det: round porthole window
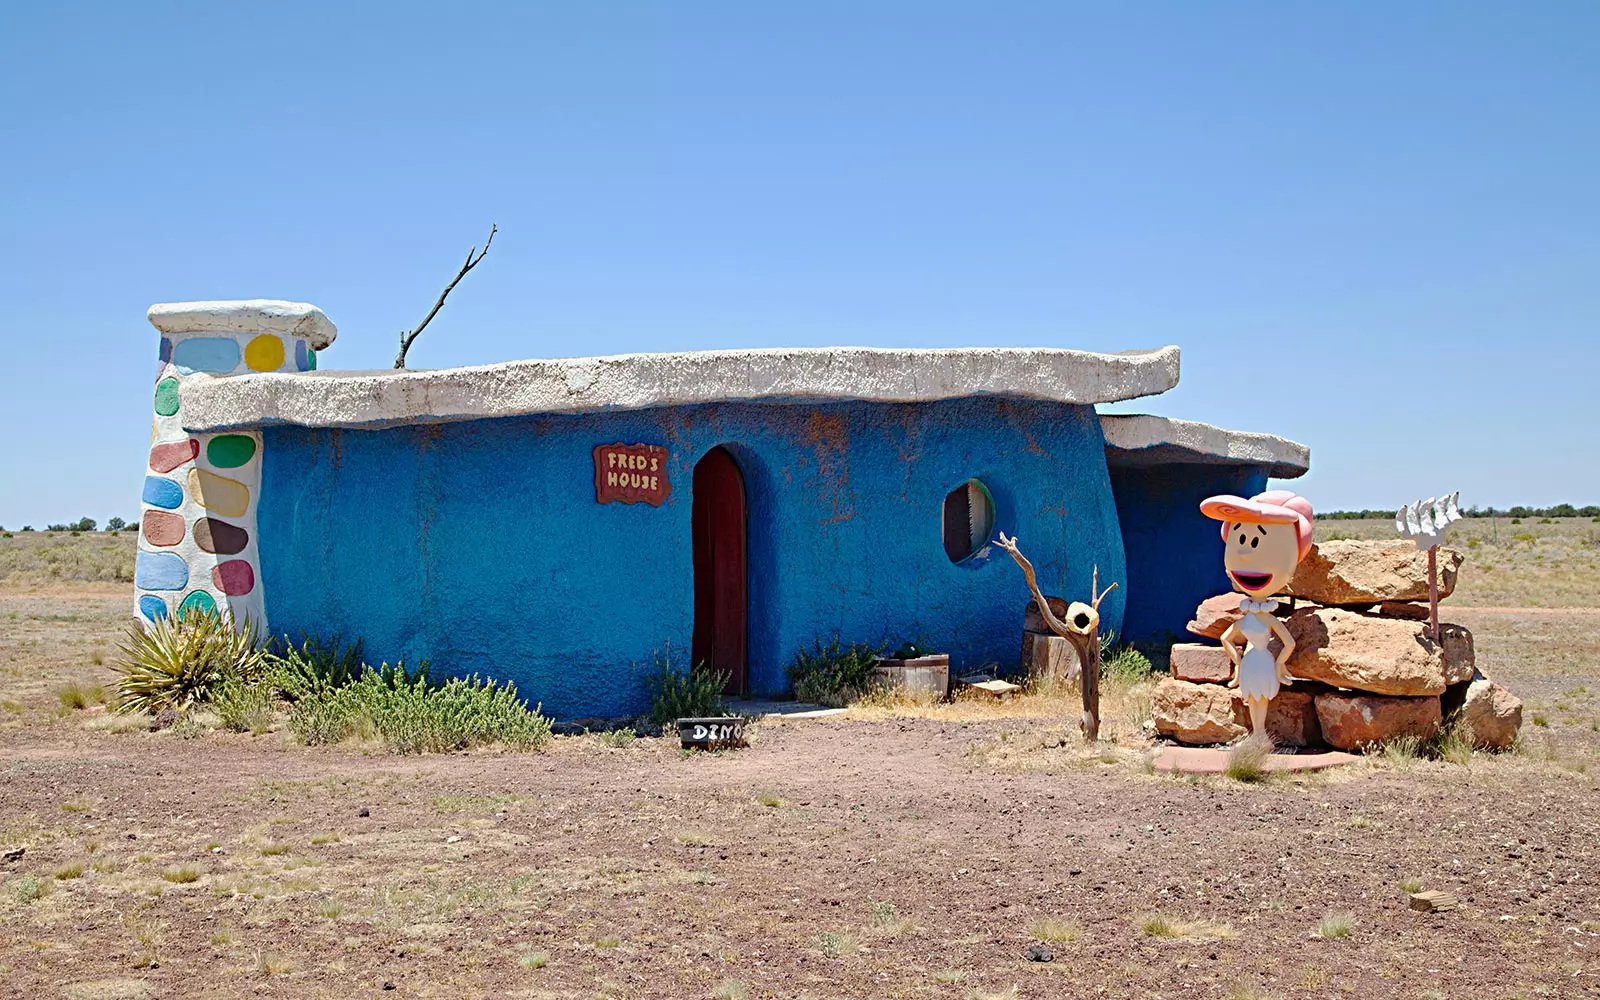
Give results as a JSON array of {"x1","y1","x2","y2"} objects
[{"x1": 942, "y1": 479, "x2": 995, "y2": 564}]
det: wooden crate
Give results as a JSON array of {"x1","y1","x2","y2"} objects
[
  {"x1": 1020, "y1": 631, "x2": 1082, "y2": 685},
  {"x1": 873, "y1": 655, "x2": 950, "y2": 699}
]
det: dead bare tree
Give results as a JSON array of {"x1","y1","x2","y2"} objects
[
  {"x1": 996, "y1": 532, "x2": 1118, "y2": 740},
  {"x1": 393, "y1": 224, "x2": 497, "y2": 369}
]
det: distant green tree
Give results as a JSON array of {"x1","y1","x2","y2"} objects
[
  {"x1": 73, "y1": 517, "x2": 97, "y2": 532},
  {"x1": 105, "y1": 517, "x2": 127, "y2": 532}
]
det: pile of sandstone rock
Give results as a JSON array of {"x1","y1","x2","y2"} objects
[{"x1": 1152, "y1": 540, "x2": 1523, "y2": 752}]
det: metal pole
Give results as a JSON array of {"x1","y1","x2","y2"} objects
[{"x1": 1427, "y1": 546, "x2": 1439, "y2": 642}]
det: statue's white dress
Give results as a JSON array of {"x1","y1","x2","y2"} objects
[{"x1": 1236, "y1": 598, "x2": 1281, "y2": 702}]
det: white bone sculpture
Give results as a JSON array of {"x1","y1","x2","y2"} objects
[{"x1": 1395, "y1": 491, "x2": 1461, "y2": 551}]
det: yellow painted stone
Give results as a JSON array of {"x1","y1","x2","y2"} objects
[
  {"x1": 244, "y1": 334, "x2": 285, "y2": 372},
  {"x1": 187, "y1": 468, "x2": 250, "y2": 517}
]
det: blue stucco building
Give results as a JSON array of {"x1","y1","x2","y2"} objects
[{"x1": 137, "y1": 301, "x2": 1308, "y2": 720}]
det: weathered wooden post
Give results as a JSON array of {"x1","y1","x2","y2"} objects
[{"x1": 1081, "y1": 567, "x2": 1119, "y2": 741}]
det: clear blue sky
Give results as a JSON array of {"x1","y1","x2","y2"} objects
[{"x1": 2, "y1": 2, "x2": 1596, "y2": 527}]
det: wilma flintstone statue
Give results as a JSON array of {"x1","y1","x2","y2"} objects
[{"x1": 1198, "y1": 490, "x2": 1315, "y2": 739}]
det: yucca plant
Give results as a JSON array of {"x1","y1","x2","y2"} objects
[{"x1": 114, "y1": 608, "x2": 266, "y2": 715}]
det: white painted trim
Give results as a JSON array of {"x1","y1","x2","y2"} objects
[
  {"x1": 177, "y1": 345, "x2": 1182, "y2": 432},
  {"x1": 1100, "y1": 413, "x2": 1309, "y2": 478}
]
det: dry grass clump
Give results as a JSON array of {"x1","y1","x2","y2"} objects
[
  {"x1": 1139, "y1": 913, "x2": 1237, "y2": 940},
  {"x1": 1224, "y1": 735, "x2": 1274, "y2": 782},
  {"x1": 1027, "y1": 915, "x2": 1082, "y2": 942},
  {"x1": 255, "y1": 950, "x2": 295, "y2": 974},
  {"x1": 1314, "y1": 911, "x2": 1355, "y2": 939},
  {"x1": 868, "y1": 900, "x2": 914, "y2": 936},
  {"x1": 160, "y1": 866, "x2": 200, "y2": 884},
  {"x1": 1376, "y1": 719, "x2": 1474, "y2": 765},
  {"x1": 818, "y1": 929, "x2": 861, "y2": 958},
  {"x1": 56, "y1": 680, "x2": 109, "y2": 711}
]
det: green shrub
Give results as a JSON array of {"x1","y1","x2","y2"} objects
[
  {"x1": 287, "y1": 664, "x2": 550, "y2": 754},
  {"x1": 268, "y1": 634, "x2": 366, "y2": 701},
  {"x1": 786, "y1": 637, "x2": 883, "y2": 707},
  {"x1": 114, "y1": 609, "x2": 267, "y2": 715},
  {"x1": 11, "y1": 876, "x2": 45, "y2": 903},
  {"x1": 643, "y1": 647, "x2": 729, "y2": 724},
  {"x1": 1099, "y1": 638, "x2": 1155, "y2": 684},
  {"x1": 213, "y1": 675, "x2": 277, "y2": 733}
]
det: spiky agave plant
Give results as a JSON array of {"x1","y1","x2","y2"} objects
[{"x1": 115, "y1": 608, "x2": 266, "y2": 715}]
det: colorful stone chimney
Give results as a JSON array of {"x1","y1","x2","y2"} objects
[{"x1": 135, "y1": 300, "x2": 336, "y2": 631}]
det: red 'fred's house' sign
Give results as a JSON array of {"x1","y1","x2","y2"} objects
[{"x1": 594, "y1": 443, "x2": 672, "y2": 506}]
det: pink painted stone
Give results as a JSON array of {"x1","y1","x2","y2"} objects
[
  {"x1": 149, "y1": 439, "x2": 199, "y2": 474},
  {"x1": 1153, "y1": 745, "x2": 1358, "y2": 774},
  {"x1": 140, "y1": 510, "x2": 185, "y2": 547},
  {"x1": 212, "y1": 560, "x2": 255, "y2": 596}
]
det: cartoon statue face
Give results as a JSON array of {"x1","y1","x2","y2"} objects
[
  {"x1": 1222, "y1": 520, "x2": 1301, "y2": 597},
  {"x1": 1199, "y1": 490, "x2": 1316, "y2": 600}
]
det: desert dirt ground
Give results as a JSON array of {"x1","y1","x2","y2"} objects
[{"x1": 1, "y1": 525, "x2": 1599, "y2": 1000}]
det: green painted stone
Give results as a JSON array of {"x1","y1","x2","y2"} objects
[
  {"x1": 306, "y1": 348, "x2": 317, "y2": 371},
  {"x1": 177, "y1": 590, "x2": 216, "y2": 619},
  {"x1": 207, "y1": 434, "x2": 257, "y2": 468},
  {"x1": 154, "y1": 378, "x2": 180, "y2": 417}
]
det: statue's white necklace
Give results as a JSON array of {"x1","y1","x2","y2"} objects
[{"x1": 1239, "y1": 597, "x2": 1279, "y2": 614}]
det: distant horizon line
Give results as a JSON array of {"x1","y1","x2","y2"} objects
[{"x1": 5, "y1": 503, "x2": 1598, "y2": 535}]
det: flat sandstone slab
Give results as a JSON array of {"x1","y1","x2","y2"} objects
[
  {"x1": 1170, "y1": 643, "x2": 1232, "y2": 683},
  {"x1": 1290, "y1": 539, "x2": 1463, "y2": 606},
  {"x1": 1285, "y1": 607, "x2": 1474, "y2": 696},
  {"x1": 1152, "y1": 746, "x2": 1358, "y2": 774}
]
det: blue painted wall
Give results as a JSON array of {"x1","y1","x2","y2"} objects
[
  {"x1": 1107, "y1": 461, "x2": 1269, "y2": 645},
  {"x1": 257, "y1": 397, "x2": 1127, "y2": 719}
]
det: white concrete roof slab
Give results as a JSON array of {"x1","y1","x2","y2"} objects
[
  {"x1": 1100, "y1": 413, "x2": 1309, "y2": 478},
  {"x1": 148, "y1": 300, "x2": 338, "y2": 350},
  {"x1": 177, "y1": 345, "x2": 1182, "y2": 432}
]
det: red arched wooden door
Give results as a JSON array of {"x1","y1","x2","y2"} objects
[{"x1": 692, "y1": 447, "x2": 747, "y2": 695}]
